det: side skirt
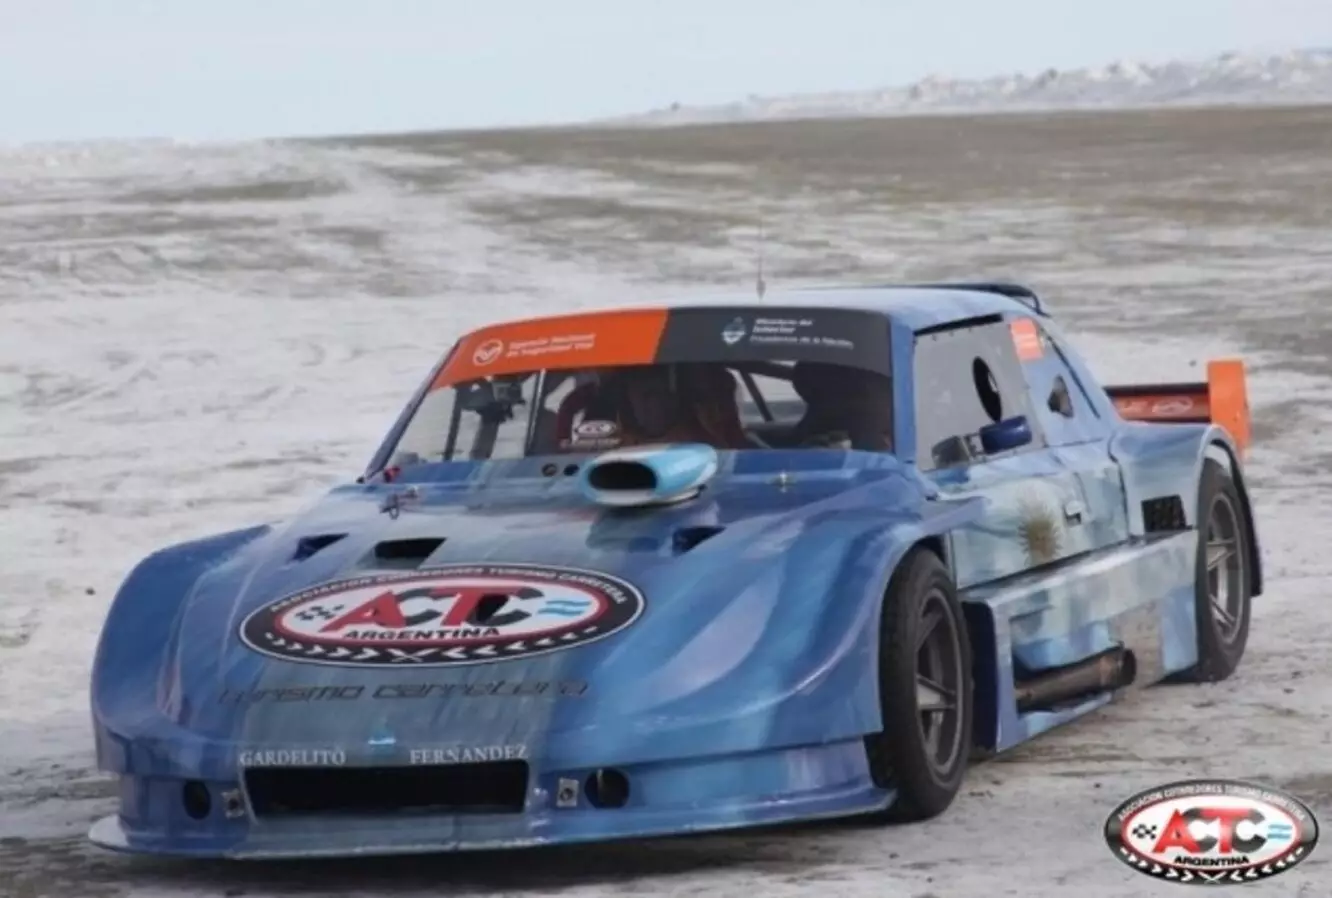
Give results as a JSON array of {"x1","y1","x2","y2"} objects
[{"x1": 961, "y1": 531, "x2": 1198, "y2": 754}]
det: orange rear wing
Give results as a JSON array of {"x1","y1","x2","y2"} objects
[{"x1": 1105, "y1": 359, "x2": 1251, "y2": 457}]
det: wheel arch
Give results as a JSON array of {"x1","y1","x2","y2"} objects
[
  {"x1": 1203, "y1": 438, "x2": 1263, "y2": 598},
  {"x1": 869, "y1": 520, "x2": 996, "y2": 763},
  {"x1": 92, "y1": 524, "x2": 273, "y2": 744}
]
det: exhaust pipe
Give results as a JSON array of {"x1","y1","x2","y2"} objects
[{"x1": 1015, "y1": 647, "x2": 1135, "y2": 713}]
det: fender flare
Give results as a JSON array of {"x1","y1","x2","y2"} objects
[
  {"x1": 1198, "y1": 427, "x2": 1263, "y2": 597},
  {"x1": 858, "y1": 495, "x2": 990, "y2": 732},
  {"x1": 92, "y1": 524, "x2": 272, "y2": 734}
]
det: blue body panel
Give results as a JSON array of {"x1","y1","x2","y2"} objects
[{"x1": 89, "y1": 285, "x2": 1262, "y2": 858}]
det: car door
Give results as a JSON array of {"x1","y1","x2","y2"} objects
[
  {"x1": 1009, "y1": 315, "x2": 1131, "y2": 550},
  {"x1": 913, "y1": 316, "x2": 1095, "y2": 590}
]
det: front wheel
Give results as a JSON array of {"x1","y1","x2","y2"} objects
[{"x1": 865, "y1": 547, "x2": 973, "y2": 822}]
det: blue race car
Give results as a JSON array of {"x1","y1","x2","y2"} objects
[{"x1": 89, "y1": 282, "x2": 1261, "y2": 858}]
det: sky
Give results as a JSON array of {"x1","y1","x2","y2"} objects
[{"x1": 2, "y1": 0, "x2": 1331, "y2": 143}]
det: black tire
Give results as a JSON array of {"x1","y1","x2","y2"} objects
[
  {"x1": 864, "y1": 547, "x2": 973, "y2": 822},
  {"x1": 1178, "y1": 458, "x2": 1253, "y2": 682}
]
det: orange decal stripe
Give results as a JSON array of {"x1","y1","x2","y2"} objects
[
  {"x1": 432, "y1": 308, "x2": 670, "y2": 389},
  {"x1": 1011, "y1": 318, "x2": 1043, "y2": 361}
]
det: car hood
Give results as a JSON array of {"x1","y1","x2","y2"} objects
[{"x1": 151, "y1": 452, "x2": 937, "y2": 766}]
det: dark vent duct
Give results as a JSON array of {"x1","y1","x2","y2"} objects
[
  {"x1": 672, "y1": 526, "x2": 725, "y2": 555},
  {"x1": 368, "y1": 537, "x2": 446, "y2": 570},
  {"x1": 1141, "y1": 496, "x2": 1187, "y2": 533}
]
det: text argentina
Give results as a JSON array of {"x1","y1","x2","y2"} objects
[{"x1": 341, "y1": 627, "x2": 500, "y2": 640}]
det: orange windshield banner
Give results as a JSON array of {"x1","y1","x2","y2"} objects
[{"x1": 432, "y1": 308, "x2": 670, "y2": 388}]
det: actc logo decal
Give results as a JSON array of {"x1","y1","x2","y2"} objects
[
  {"x1": 240, "y1": 564, "x2": 645, "y2": 667},
  {"x1": 1105, "y1": 779, "x2": 1319, "y2": 885}
]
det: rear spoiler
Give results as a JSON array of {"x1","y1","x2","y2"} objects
[{"x1": 1105, "y1": 359, "x2": 1252, "y2": 457}]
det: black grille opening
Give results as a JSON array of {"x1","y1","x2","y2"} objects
[{"x1": 244, "y1": 762, "x2": 528, "y2": 818}]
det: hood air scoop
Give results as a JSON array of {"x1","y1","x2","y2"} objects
[{"x1": 579, "y1": 443, "x2": 718, "y2": 509}]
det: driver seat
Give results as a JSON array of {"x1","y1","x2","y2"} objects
[{"x1": 790, "y1": 362, "x2": 893, "y2": 450}]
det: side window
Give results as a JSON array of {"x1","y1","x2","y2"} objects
[
  {"x1": 913, "y1": 321, "x2": 1044, "y2": 470},
  {"x1": 1048, "y1": 376, "x2": 1075, "y2": 417},
  {"x1": 1016, "y1": 318, "x2": 1104, "y2": 446},
  {"x1": 1043, "y1": 326, "x2": 1102, "y2": 414}
]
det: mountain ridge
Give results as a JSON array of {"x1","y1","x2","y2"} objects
[{"x1": 608, "y1": 48, "x2": 1332, "y2": 126}]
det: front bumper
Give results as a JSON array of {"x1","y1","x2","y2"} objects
[{"x1": 89, "y1": 738, "x2": 891, "y2": 858}]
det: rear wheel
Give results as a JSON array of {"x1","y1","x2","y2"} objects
[
  {"x1": 865, "y1": 547, "x2": 973, "y2": 822},
  {"x1": 1179, "y1": 458, "x2": 1253, "y2": 682}
]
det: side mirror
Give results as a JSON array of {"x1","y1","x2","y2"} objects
[{"x1": 979, "y1": 416, "x2": 1033, "y2": 455}]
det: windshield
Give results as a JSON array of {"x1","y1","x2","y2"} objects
[{"x1": 387, "y1": 305, "x2": 895, "y2": 467}]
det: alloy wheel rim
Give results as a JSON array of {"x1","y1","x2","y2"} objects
[
  {"x1": 914, "y1": 589, "x2": 965, "y2": 776},
  {"x1": 1205, "y1": 492, "x2": 1246, "y2": 643}
]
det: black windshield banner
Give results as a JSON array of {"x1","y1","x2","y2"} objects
[{"x1": 655, "y1": 306, "x2": 892, "y2": 374}]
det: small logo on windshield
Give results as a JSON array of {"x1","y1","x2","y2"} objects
[
  {"x1": 721, "y1": 317, "x2": 747, "y2": 346},
  {"x1": 472, "y1": 339, "x2": 505, "y2": 366}
]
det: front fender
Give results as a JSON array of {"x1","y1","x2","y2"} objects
[
  {"x1": 851, "y1": 495, "x2": 989, "y2": 726},
  {"x1": 556, "y1": 491, "x2": 991, "y2": 762},
  {"x1": 91, "y1": 524, "x2": 272, "y2": 772},
  {"x1": 754, "y1": 493, "x2": 988, "y2": 745}
]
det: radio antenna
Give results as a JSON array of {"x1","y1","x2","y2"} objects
[{"x1": 755, "y1": 220, "x2": 768, "y2": 300}]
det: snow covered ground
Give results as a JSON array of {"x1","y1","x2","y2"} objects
[
  {"x1": 2, "y1": 105, "x2": 1331, "y2": 896},
  {"x1": 615, "y1": 48, "x2": 1332, "y2": 126}
]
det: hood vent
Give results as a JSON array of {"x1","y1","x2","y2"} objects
[
  {"x1": 291, "y1": 533, "x2": 348, "y2": 562},
  {"x1": 672, "y1": 525, "x2": 725, "y2": 555},
  {"x1": 366, "y1": 537, "x2": 446, "y2": 570}
]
